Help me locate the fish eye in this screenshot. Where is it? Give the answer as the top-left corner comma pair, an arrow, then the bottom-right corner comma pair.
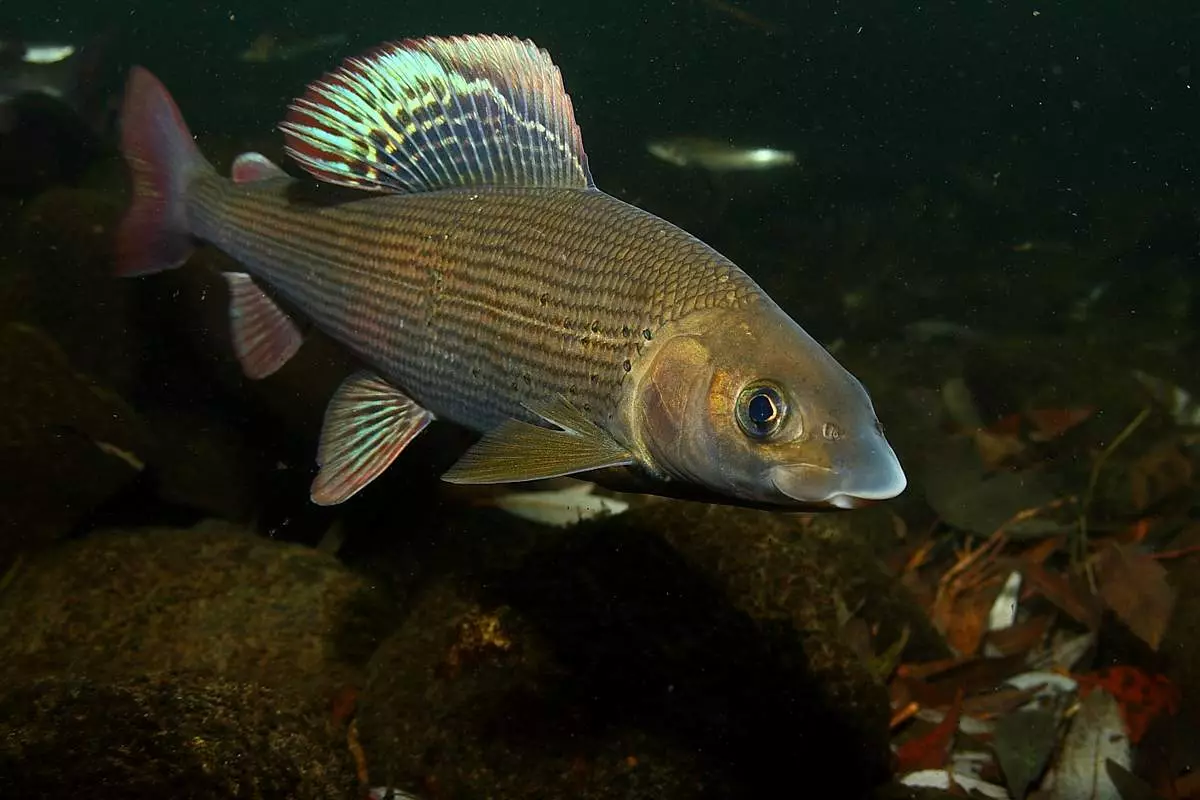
736,382 -> 788,440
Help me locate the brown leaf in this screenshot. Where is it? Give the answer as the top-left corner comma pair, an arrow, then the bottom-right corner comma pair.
1023,561 -> 1102,630
1025,406 -> 1096,441
899,654 -> 1029,709
1093,542 -> 1177,650
983,613 -> 1053,658
973,428 -> 1027,469
1128,444 -> 1193,511
942,583 -> 999,657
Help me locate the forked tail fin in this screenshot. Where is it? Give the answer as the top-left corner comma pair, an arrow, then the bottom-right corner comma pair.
114,66 -> 214,277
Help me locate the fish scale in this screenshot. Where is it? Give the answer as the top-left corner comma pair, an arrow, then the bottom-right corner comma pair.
188,176 -> 763,434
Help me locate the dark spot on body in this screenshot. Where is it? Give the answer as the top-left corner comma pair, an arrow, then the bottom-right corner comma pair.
522,373 -> 532,385
590,320 -> 601,333
590,373 -> 599,384
623,359 -> 632,372
621,325 -> 631,337
539,293 -> 550,306
642,328 -> 652,340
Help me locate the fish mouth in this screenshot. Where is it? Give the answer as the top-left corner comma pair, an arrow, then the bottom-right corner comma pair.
769,448 -> 908,509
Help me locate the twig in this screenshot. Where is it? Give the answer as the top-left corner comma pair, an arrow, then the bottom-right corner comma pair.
1077,407 -> 1152,572
1152,543 -> 1200,561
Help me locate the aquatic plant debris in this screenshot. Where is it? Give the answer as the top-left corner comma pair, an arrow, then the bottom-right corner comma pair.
880,370 -> 1195,797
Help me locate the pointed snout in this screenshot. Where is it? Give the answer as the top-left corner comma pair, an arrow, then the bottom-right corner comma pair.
770,433 -> 907,510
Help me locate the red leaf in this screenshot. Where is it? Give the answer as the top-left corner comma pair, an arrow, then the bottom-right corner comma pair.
1076,666 -> 1181,744
1025,406 -> 1096,441
895,689 -> 964,773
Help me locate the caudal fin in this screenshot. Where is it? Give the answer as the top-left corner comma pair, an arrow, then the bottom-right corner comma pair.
114,66 -> 214,277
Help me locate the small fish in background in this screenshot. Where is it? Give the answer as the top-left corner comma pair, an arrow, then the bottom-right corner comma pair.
0,33 -> 113,135
647,136 -> 798,173
114,34 -> 905,511
1010,239 -> 1076,254
239,31 -> 348,64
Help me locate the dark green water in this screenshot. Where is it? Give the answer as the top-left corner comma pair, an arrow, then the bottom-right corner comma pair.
0,2 -> 1197,799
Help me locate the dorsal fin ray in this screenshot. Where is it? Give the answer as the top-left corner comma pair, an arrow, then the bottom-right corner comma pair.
279,34 -> 593,193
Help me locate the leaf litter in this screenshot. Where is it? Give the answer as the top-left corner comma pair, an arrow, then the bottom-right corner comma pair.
872,368 -> 1198,798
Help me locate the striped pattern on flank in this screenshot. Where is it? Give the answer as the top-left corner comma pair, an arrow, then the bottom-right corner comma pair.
186,176 -> 764,436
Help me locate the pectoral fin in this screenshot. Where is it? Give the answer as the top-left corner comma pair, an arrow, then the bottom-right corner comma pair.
442,396 -> 633,485
311,371 -> 434,505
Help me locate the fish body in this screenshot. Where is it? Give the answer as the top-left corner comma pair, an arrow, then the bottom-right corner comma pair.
188,178 -> 760,434
647,136 -> 797,172
116,34 -> 905,510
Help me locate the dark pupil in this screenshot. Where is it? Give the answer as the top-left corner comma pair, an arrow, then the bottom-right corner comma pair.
747,392 -> 776,425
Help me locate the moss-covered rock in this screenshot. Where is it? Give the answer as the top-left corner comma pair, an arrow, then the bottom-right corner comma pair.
0,522 -> 392,696
0,674 -> 359,800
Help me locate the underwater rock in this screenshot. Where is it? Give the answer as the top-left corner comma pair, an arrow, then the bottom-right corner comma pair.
353,498 -> 936,797
0,322 -> 151,566
0,521 -> 393,698
0,674 -> 359,799
356,576 -> 742,800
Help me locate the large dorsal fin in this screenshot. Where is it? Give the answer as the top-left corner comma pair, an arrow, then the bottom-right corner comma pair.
279,34 -> 593,194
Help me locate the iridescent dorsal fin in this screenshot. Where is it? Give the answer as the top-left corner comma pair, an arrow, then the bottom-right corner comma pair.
278,34 -> 593,194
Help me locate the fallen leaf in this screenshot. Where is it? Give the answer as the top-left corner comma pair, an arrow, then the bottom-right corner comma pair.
943,377 -> 984,430
993,708 -> 1059,800
1104,759 -> 1168,800
1020,536 -> 1066,567
1022,561 -> 1102,630
895,689 -> 964,773
941,582 -> 1001,657
1076,667 -> 1181,745
962,685 -> 1045,720
1044,689 -> 1131,800
900,769 -> 1012,798
1025,407 -> 1096,442
987,570 -> 1023,632
1093,542 -> 1176,650
901,655 -> 1029,709
923,440 -> 1061,537
974,428 -> 1028,469
983,614 -> 1052,659
990,413 -> 1025,438
1128,444 -> 1193,511
869,625 -> 910,683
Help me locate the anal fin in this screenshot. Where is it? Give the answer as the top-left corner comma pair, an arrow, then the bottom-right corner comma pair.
311,371 -> 434,505
223,272 -> 303,379
442,395 -> 634,485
